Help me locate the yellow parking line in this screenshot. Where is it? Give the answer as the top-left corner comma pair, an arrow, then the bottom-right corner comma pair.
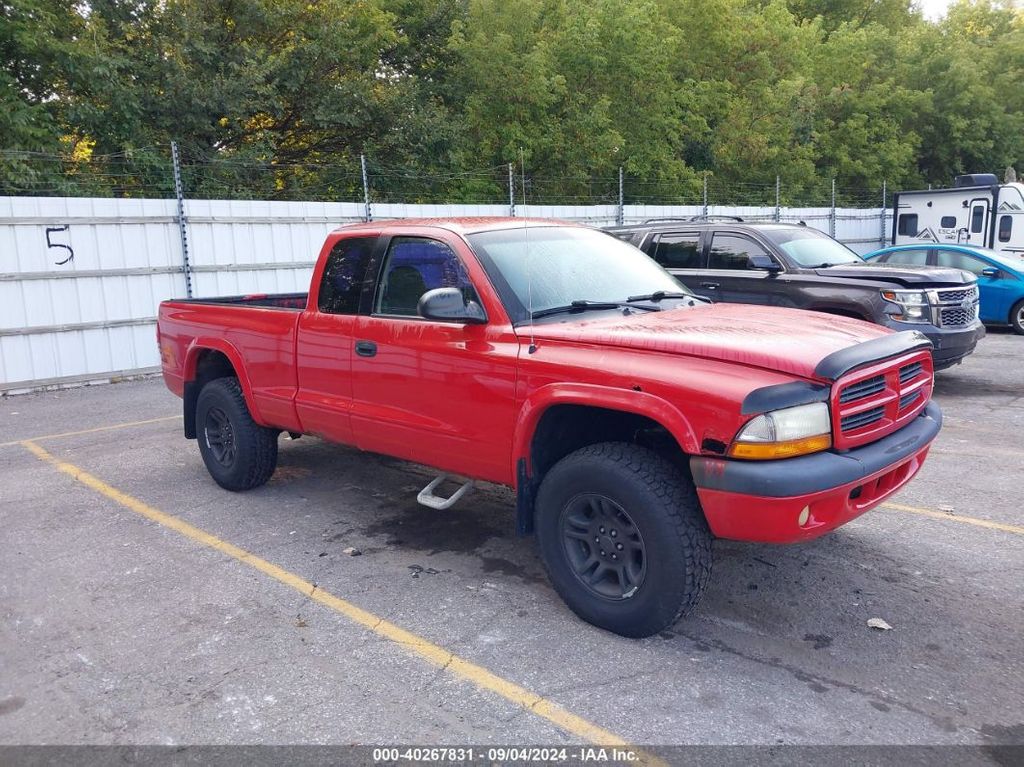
20,439 -> 641,752
0,416 -> 181,448
882,502 -> 1024,536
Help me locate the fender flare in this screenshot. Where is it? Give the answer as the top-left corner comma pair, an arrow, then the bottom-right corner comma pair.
182,338 -> 265,433
511,382 -> 700,479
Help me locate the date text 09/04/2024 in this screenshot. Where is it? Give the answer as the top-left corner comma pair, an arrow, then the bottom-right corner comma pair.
372,746 -> 640,762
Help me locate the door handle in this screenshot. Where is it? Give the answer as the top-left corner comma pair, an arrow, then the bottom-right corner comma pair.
355,340 -> 377,358
700,281 -> 720,289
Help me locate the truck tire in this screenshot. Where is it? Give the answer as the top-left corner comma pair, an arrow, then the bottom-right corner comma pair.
1011,300 -> 1024,335
534,442 -> 712,638
195,377 -> 278,491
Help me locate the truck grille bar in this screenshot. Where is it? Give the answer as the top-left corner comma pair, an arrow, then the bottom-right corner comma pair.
831,351 -> 934,450
931,285 -> 980,328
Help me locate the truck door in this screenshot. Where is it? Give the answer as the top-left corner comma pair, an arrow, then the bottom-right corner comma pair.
349,234 -> 519,484
294,235 -> 379,445
966,198 -> 991,247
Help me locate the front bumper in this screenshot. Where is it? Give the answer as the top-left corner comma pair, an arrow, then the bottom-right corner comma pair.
886,319 -> 985,370
690,401 -> 942,543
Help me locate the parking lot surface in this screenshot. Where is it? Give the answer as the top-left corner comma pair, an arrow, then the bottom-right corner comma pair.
1,331 -> 1022,748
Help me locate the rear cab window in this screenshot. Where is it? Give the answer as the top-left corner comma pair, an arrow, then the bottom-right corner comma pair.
318,237 -> 377,315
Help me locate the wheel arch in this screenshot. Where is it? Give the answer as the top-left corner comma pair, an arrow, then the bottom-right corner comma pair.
512,385 -> 700,535
1010,297 -> 1024,331
182,340 -> 260,438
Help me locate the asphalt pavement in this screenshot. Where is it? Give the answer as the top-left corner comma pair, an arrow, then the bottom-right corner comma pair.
1,331 -> 1021,752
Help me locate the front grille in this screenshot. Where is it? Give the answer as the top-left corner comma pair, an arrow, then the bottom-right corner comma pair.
899,390 -> 922,410
839,374 -> 886,404
934,285 -> 979,328
841,406 -> 885,432
939,305 -> 978,327
899,361 -> 924,385
934,286 -> 978,303
832,350 -> 934,449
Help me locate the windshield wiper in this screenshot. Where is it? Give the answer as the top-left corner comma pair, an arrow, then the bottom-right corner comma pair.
625,291 -> 692,303
530,300 -> 660,320
811,261 -> 861,268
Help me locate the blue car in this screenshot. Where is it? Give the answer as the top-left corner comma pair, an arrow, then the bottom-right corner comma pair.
865,244 -> 1024,335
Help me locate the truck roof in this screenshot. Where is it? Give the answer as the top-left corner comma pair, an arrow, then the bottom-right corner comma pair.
334,217 -> 577,235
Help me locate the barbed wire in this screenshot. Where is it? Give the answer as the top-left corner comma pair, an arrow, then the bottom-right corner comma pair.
0,147 -> 896,209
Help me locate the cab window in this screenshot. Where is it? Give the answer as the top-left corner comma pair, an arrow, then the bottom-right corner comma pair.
317,237 -> 376,315
374,237 -> 479,318
652,232 -> 702,268
707,234 -> 770,270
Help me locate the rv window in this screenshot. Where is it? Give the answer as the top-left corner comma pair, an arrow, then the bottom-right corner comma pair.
897,214 -> 918,237
940,216 -> 957,228
971,206 -> 985,233
999,216 -> 1013,243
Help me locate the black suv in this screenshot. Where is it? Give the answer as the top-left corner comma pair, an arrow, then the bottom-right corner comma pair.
606,219 -> 985,370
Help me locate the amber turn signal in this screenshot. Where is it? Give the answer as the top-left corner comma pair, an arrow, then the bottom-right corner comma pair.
728,434 -> 832,460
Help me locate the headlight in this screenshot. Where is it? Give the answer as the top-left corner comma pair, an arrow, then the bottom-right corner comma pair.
729,402 -> 832,460
881,289 -> 930,323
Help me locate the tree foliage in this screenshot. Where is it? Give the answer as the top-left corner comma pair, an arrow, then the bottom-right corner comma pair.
2,0 -> 1022,200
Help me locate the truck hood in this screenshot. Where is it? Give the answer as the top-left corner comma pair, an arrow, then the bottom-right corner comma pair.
815,262 -> 975,287
529,303 -> 890,380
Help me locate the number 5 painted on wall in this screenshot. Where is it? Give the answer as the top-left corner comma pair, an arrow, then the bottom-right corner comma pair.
46,225 -> 74,265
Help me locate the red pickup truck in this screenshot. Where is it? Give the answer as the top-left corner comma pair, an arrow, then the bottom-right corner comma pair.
158,218 -> 942,637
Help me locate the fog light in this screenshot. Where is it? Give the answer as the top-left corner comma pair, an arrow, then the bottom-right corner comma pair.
797,506 -> 810,526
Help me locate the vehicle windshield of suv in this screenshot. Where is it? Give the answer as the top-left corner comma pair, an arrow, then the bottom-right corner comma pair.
469,226 -> 692,323
762,228 -> 863,268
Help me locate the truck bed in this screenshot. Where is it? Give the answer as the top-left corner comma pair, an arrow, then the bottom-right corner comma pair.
170,292 -> 308,310
158,293 -> 307,433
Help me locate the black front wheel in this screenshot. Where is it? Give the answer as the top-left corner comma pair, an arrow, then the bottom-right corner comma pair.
535,442 -> 713,638
195,377 -> 278,491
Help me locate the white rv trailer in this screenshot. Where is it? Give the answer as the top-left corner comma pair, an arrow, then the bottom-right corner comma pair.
892,173 -> 1024,260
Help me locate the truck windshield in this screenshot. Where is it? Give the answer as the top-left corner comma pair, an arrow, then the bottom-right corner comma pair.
763,228 -> 863,267
468,226 -> 691,324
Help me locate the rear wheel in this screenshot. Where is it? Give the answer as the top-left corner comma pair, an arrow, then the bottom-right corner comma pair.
196,377 -> 278,491
1011,299 -> 1024,335
534,442 -> 712,638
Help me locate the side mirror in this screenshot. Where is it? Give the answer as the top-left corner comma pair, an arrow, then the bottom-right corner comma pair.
418,287 -> 487,324
981,267 -> 1000,279
748,254 -> 782,273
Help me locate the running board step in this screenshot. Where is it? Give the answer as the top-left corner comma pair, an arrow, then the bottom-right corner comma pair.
417,475 -> 474,510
